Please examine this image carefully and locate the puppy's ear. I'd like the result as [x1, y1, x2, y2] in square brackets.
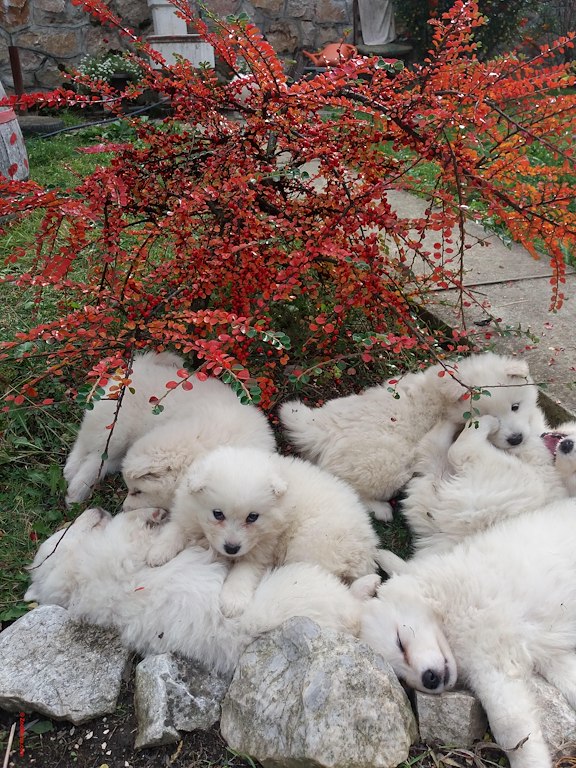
[503, 358, 530, 380]
[185, 466, 207, 494]
[124, 456, 173, 481]
[269, 472, 288, 497]
[435, 370, 469, 403]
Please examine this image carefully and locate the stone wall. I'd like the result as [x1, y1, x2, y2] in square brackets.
[0, 0, 353, 93]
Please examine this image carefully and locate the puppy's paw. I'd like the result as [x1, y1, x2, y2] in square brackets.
[146, 507, 170, 526]
[477, 413, 500, 433]
[146, 541, 180, 567]
[126, 507, 169, 526]
[350, 573, 381, 600]
[219, 586, 253, 618]
[368, 500, 394, 522]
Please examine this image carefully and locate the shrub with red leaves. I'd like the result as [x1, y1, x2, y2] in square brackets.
[0, 0, 575, 409]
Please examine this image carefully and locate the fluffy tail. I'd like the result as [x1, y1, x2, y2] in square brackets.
[278, 400, 328, 460]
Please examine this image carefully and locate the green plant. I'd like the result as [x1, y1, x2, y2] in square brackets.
[397, 0, 540, 59]
[76, 51, 145, 82]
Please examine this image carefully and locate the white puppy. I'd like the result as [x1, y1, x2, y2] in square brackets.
[122, 402, 275, 512]
[542, 421, 576, 496]
[64, 351, 272, 506]
[25, 508, 378, 678]
[279, 353, 547, 521]
[361, 498, 576, 768]
[144, 446, 385, 617]
[402, 414, 568, 553]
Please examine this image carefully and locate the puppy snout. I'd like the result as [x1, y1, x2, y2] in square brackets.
[224, 543, 241, 555]
[421, 669, 442, 690]
[559, 438, 574, 455]
[506, 433, 523, 447]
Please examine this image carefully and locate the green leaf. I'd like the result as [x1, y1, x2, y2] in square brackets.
[0, 605, 29, 622]
[28, 720, 54, 735]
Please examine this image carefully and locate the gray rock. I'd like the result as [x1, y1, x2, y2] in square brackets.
[221, 617, 417, 768]
[134, 653, 229, 748]
[531, 676, 576, 758]
[416, 688, 488, 747]
[0, 606, 130, 724]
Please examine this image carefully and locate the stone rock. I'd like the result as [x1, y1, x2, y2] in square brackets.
[134, 653, 229, 749]
[264, 21, 300, 55]
[2, 0, 30, 28]
[251, 0, 284, 12]
[531, 676, 576, 758]
[0, 606, 131, 724]
[15, 29, 81, 59]
[416, 688, 488, 747]
[314, 0, 348, 23]
[221, 617, 417, 768]
[286, 0, 314, 20]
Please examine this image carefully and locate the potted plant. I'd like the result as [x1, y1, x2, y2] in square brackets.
[76, 51, 145, 91]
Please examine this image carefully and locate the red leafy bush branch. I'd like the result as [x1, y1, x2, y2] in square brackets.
[1, 0, 575, 408]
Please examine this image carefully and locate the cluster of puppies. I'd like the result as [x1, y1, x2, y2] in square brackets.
[25, 349, 576, 768]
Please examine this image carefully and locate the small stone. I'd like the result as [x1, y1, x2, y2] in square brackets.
[134, 653, 229, 748]
[416, 688, 488, 747]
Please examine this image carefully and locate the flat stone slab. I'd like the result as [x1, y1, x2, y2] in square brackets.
[0, 606, 131, 724]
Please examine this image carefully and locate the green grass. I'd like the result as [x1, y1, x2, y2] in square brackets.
[0, 116, 125, 622]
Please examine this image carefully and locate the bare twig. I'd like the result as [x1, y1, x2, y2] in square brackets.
[2, 722, 16, 768]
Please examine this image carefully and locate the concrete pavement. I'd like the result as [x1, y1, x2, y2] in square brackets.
[381, 190, 576, 423]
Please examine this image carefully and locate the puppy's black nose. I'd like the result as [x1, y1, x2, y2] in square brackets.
[560, 439, 574, 455]
[507, 433, 523, 446]
[421, 669, 442, 690]
[224, 543, 241, 555]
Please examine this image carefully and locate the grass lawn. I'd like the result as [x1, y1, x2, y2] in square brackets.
[0, 119, 123, 623]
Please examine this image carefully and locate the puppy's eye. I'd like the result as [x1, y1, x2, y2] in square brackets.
[511, 403, 520, 412]
[130, 489, 141, 496]
[212, 509, 225, 521]
[396, 632, 405, 653]
[246, 512, 259, 524]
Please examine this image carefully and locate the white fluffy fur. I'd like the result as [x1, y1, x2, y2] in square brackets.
[279, 353, 547, 521]
[25, 508, 376, 678]
[144, 446, 384, 617]
[64, 351, 272, 506]
[402, 414, 568, 553]
[122, 402, 275, 512]
[361, 498, 576, 768]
